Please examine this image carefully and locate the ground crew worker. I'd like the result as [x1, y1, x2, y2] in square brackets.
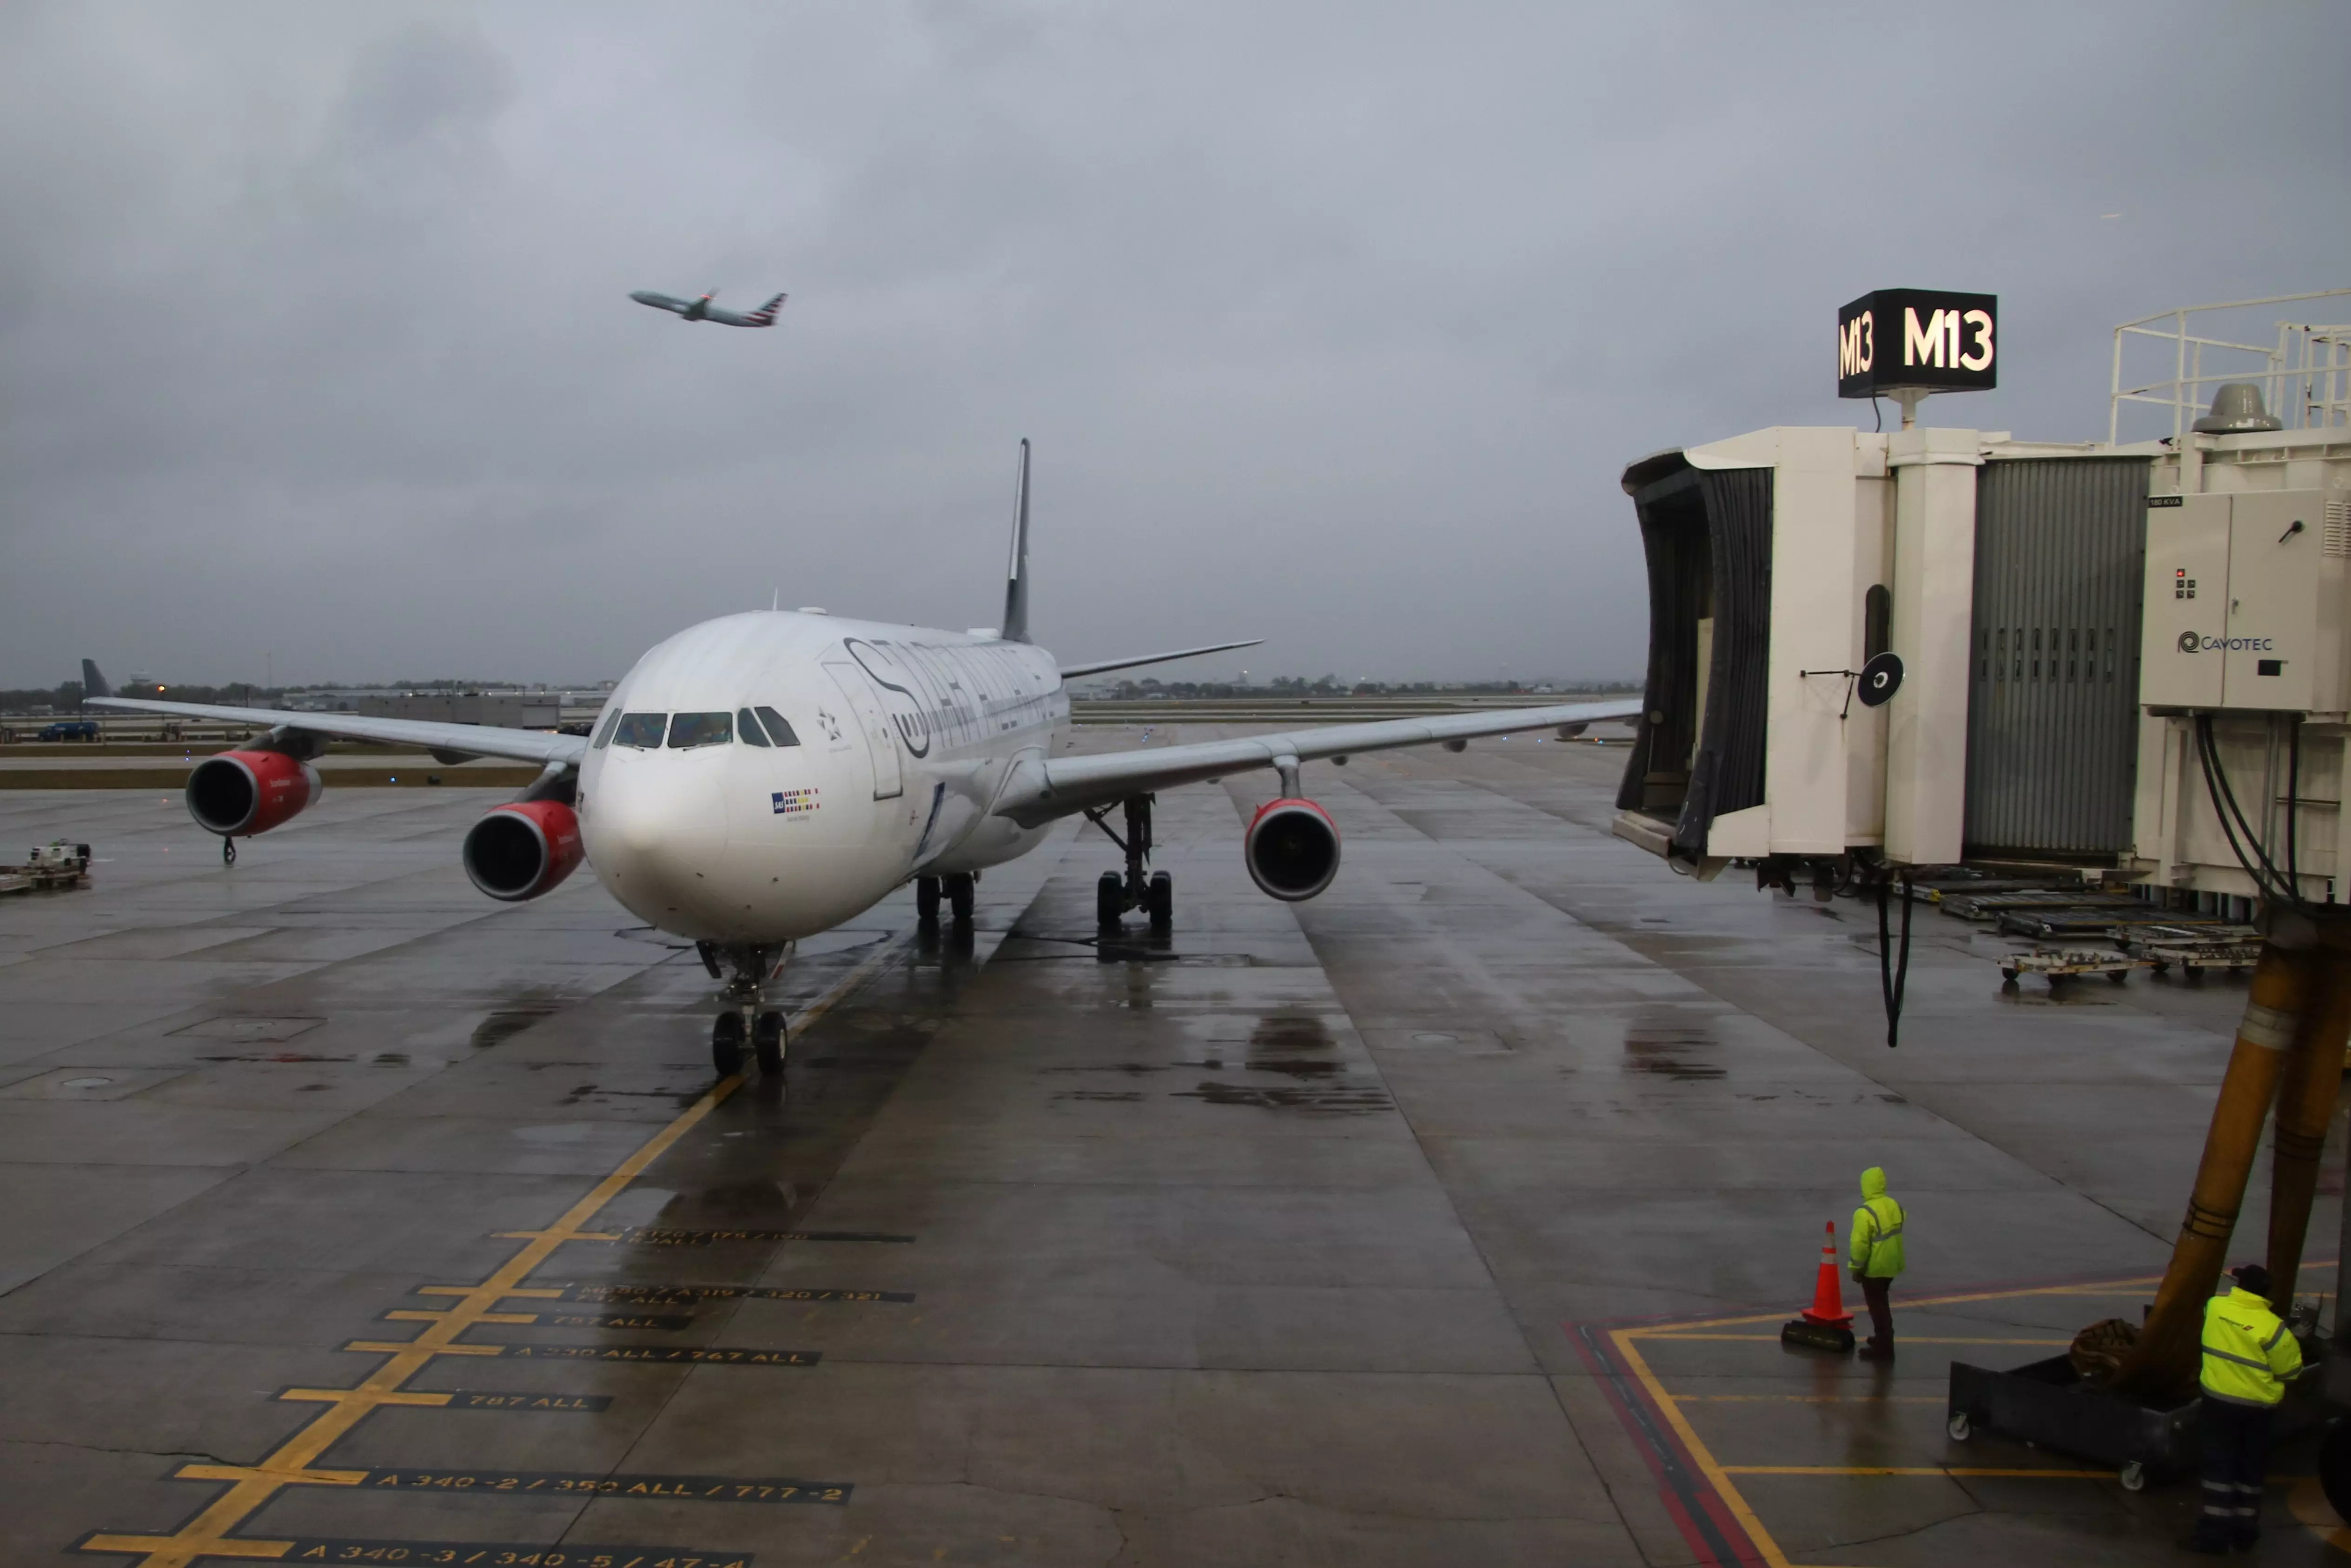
[1848, 1166, 1904, 1361]
[2184, 1264, 2301, 1554]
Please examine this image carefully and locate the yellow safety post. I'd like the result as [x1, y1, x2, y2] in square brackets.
[2115, 941, 2317, 1398]
[2266, 941, 2351, 1308]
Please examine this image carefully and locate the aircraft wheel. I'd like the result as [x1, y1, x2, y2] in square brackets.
[947, 872, 976, 926]
[1097, 870, 1125, 930]
[754, 1011, 785, 1075]
[712, 1011, 747, 1078]
[1146, 870, 1173, 932]
[915, 876, 941, 926]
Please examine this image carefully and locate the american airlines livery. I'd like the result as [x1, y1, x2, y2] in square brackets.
[628, 287, 787, 327]
[92, 443, 1641, 1077]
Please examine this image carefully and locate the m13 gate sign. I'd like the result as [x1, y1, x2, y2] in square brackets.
[1836, 290, 1997, 397]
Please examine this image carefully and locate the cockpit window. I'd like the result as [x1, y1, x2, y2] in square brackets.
[755, 706, 800, 747]
[667, 711, 732, 749]
[591, 709, 623, 749]
[736, 707, 770, 747]
[613, 712, 667, 749]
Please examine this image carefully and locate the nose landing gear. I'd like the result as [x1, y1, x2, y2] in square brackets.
[1088, 794, 1172, 933]
[697, 940, 792, 1080]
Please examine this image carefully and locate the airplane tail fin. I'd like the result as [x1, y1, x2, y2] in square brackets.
[1001, 439, 1031, 643]
[81, 659, 111, 699]
[746, 292, 787, 326]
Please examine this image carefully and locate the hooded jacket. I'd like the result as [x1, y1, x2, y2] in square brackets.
[2200, 1284, 2300, 1406]
[1849, 1167, 1905, 1278]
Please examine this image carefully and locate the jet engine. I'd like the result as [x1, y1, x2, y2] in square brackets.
[463, 800, 585, 902]
[186, 750, 322, 838]
[1244, 797, 1340, 901]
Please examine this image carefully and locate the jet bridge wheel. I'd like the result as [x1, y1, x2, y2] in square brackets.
[946, 872, 976, 926]
[754, 1011, 785, 1075]
[712, 1011, 747, 1078]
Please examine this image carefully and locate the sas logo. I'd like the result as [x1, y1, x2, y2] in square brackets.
[2176, 633, 2276, 654]
[772, 787, 821, 816]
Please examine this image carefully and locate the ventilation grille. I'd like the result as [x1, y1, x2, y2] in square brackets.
[2326, 499, 2351, 559]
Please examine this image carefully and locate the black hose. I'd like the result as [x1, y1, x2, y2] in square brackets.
[2195, 714, 2305, 913]
[2287, 716, 2302, 899]
[1876, 873, 1914, 1048]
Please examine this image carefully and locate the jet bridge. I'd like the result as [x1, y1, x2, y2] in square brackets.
[1613, 290, 2351, 905]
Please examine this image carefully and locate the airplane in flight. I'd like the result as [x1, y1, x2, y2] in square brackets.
[92, 443, 1642, 1078]
[629, 287, 787, 328]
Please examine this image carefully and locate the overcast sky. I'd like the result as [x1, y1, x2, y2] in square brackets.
[4, 2, 2345, 689]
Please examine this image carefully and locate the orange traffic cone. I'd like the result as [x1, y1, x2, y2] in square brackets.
[1780, 1220, 1856, 1354]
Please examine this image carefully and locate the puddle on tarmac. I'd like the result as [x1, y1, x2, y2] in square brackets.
[1172, 1013, 1388, 1113]
[470, 1009, 555, 1050]
[1172, 1082, 1390, 1114]
[1623, 1007, 1727, 1080]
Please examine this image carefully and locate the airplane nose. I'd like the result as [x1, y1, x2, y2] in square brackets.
[585, 755, 730, 925]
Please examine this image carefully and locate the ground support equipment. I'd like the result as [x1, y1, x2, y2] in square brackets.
[2121, 926, 2262, 978]
[1998, 948, 2142, 987]
[0, 840, 92, 895]
[1945, 1356, 2197, 1492]
[1950, 1349, 2330, 1495]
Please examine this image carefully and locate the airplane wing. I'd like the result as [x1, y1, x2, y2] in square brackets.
[629, 291, 691, 315]
[86, 696, 585, 767]
[1057, 639, 1264, 679]
[991, 695, 1644, 827]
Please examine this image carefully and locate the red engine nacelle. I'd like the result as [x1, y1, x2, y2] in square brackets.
[1245, 797, 1341, 901]
[463, 800, 585, 902]
[186, 750, 322, 838]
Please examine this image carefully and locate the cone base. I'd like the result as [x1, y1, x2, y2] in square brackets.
[1781, 1318, 1856, 1354]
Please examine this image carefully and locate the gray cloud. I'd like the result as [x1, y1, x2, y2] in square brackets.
[4, 1, 2346, 687]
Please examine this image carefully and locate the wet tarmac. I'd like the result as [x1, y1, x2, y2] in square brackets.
[2, 733, 2345, 1565]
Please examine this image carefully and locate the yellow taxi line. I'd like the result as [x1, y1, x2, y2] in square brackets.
[79, 936, 908, 1568]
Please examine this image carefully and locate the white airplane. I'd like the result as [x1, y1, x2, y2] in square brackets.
[92, 443, 1642, 1078]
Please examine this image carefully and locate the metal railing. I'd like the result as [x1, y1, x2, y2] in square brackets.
[2110, 289, 2351, 443]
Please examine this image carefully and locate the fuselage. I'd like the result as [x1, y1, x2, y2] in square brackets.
[578, 611, 1067, 943]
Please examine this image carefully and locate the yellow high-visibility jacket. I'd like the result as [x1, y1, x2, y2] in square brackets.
[2200, 1285, 2301, 1407]
[1848, 1167, 1905, 1278]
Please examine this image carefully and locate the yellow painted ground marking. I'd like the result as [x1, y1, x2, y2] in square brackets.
[494, 1229, 622, 1242]
[79, 936, 908, 1568]
[1669, 1394, 1944, 1403]
[278, 1389, 450, 1408]
[1645, 1334, 2071, 1345]
[1722, 1465, 2110, 1478]
[382, 1309, 541, 1324]
[172, 1467, 365, 1486]
[79, 1540, 290, 1561]
[1611, 1326, 1800, 1568]
[1612, 1262, 2340, 1568]
[416, 1285, 562, 1299]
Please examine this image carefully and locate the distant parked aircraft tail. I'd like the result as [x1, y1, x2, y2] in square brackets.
[1000, 439, 1031, 644]
[746, 292, 787, 326]
[80, 659, 111, 699]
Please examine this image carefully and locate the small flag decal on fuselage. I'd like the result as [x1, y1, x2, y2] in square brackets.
[773, 787, 821, 816]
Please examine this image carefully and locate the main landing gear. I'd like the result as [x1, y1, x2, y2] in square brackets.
[1089, 794, 1172, 934]
[696, 941, 790, 1079]
[915, 872, 977, 930]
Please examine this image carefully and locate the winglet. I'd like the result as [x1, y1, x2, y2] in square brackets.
[80, 659, 111, 699]
[1001, 439, 1032, 644]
